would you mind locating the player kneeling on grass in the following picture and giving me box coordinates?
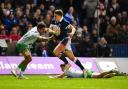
[49,64,115,78]
[11,22,56,79]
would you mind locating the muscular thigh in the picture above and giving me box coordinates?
[53,37,70,56]
[53,43,65,56]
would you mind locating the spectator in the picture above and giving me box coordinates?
[116,12,122,24]
[94,3,108,37]
[27,22,33,31]
[121,22,128,43]
[39,3,47,16]
[71,20,82,43]
[105,16,122,43]
[94,3,106,19]
[0,25,8,56]
[100,0,109,8]
[49,5,55,12]
[64,6,77,23]
[0,25,8,40]
[118,0,128,12]
[20,15,29,35]
[82,25,90,38]
[15,7,23,19]
[8,26,21,43]
[82,0,97,33]
[107,0,120,17]
[91,27,98,44]
[5,2,13,11]
[0,3,5,21]
[3,10,19,34]
[78,36,96,57]
[96,37,112,57]
[121,11,128,25]
[43,13,52,27]
[31,8,44,26]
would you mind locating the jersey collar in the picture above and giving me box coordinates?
[59,16,63,22]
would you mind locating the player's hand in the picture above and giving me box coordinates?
[48,75,58,78]
[48,76,55,78]
[43,28,48,33]
[68,33,74,38]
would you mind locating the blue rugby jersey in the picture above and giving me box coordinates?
[50,18,70,40]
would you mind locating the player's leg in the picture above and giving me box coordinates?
[91,72,101,78]
[103,73,114,78]
[64,46,85,71]
[53,43,71,72]
[53,43,65,57]
[92,72,111,78]
[53,38,69,65]
[64,39,87,77]
[11,43,31,79]
[18,49,32,79]
[11,49,31,79]
[53,38,71,72]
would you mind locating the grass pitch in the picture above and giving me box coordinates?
[0,75,128,89]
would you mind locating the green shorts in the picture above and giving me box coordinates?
[16,43,29,53]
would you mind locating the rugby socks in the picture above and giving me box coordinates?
[19,71,24,76]
[74,59,84,70]
[18,64,26,71]
[16,66,20,70]
[59,53,68,64]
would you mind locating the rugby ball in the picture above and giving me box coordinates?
[50,25,60,36]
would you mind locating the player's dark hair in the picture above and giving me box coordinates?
[54,9,63,16]
[37,22,46,29]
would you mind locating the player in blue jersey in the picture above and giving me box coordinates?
[49,9,87,76]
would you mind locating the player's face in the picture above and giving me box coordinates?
[54,14,60,21]
[38,27,46,35]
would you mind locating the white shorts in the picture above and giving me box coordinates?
[60,37,72,51]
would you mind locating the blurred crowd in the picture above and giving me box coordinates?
[0,0,128,57]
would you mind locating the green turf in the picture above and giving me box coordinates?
[0,75,128,89]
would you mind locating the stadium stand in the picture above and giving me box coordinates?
[0,0,127,57]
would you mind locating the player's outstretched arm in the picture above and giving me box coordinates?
[37,35,54,42]
[55,73,65,78]
[44,28,57,36]
[46,28,60,36]
[48,73,65,78]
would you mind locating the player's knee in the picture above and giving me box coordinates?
[25,55,32,63]
[67,55,76,61]
[72,58,77,62]
[28,58,32,62]
[53,50,59,57]
[69,57,75,61]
